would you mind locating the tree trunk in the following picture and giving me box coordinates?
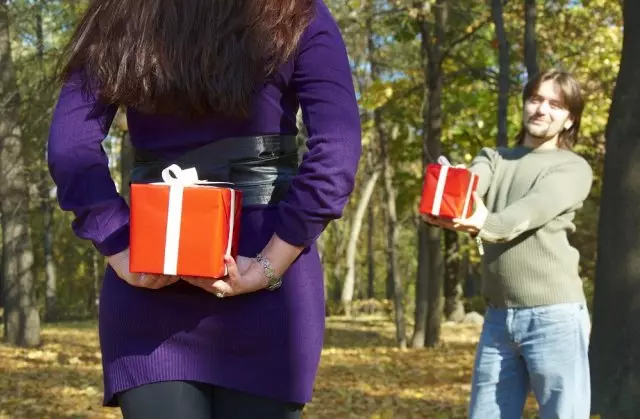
[380,126,406,348]
[0,210,3,309]
[524,0,539,78]
[424,225,444,347]
[385,261,394,299]
[330,220,348,304]
[590,1,640,416]
[412,223,429,347]
[316,232,330,316]
[366,142,376,300]
[412,2,447,348]
[424,0,447,348]
[491,0,509,147]
[366,204,375,299]
[87,250,96,315]
[443,230,465,322]
[43,187,56,322]
[366,2,405,346]
[120,132,133,203]
[36,0,58,323]
[0,0,40,346]
[459,243,472,298]
[341,171,380,316]
[89,250,102,315]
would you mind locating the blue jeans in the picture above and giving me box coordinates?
[468,302,591,419]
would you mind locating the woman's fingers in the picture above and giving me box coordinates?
[211,279,234,298]
[137,274,179,289]
[224,255,240,281]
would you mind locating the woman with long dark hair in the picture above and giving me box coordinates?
[47,0,361,417]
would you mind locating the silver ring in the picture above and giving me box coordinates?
[216,291,225,298]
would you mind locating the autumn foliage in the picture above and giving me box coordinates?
[0,315,540,419]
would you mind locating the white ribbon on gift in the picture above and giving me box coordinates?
[159,164,236,276]
[436,156,484,255]
[431,156,476,217]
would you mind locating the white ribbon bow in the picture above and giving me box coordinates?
[161,164,200,185]
[437,156,452,166]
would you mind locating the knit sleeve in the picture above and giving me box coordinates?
[274,0,362,247]
[47,72,129,256]
[468,147,497,199]
[479,158,593,243]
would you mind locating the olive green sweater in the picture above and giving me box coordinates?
[469,146,593,308]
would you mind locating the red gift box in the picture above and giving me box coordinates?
[129,164,242,279]
[419,163,478,219]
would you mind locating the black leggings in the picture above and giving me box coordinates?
[117,381,304,419]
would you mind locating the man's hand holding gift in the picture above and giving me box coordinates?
[452,192,488,235]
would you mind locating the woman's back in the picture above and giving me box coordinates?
[125,60,300,156]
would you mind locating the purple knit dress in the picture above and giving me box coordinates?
[47,0,361,406]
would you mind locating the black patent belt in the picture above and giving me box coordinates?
[130,135,299,206]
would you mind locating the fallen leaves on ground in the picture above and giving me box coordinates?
[0,315,540,418]
[0,321,118,419]
[304,317,538,419]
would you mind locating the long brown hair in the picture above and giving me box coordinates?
[59,0,315,117]
[516,69,585,149]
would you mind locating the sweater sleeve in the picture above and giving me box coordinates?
[47,72,130,256]
[274,0,362,247]
[468,147,497,199]
[479,158,593,243]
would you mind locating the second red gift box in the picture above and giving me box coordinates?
[419,161,478,220]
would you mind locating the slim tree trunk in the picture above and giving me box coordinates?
[385,262,394,299]
[524,0,539,77]
[1,212,6,310]
[425,225,444,347]
[35,0,58,323]
[379,124,405,347]
[1,0,40,346]
[412,222,429,347]
[590,1,640,416]
[423,0,447,348]
[330,220,349,304]
[90,250,102,315]
[491,0,509,147]
[366,137,376,300]
[341,171,380,316]
[120,132,133,203]
[412,11,430,350]
[316,232,330,316]
[87,248,96,314]
[366,1,405,346]
[0,210,3,309]
[443,229,465,322]
[366,204,375,299]
[43,186,56,322]
[459,243,471,298]
[412,2,447,348]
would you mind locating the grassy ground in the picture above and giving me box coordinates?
[0,315,540,418]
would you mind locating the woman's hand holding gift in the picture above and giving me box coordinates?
[108,248,180,289]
